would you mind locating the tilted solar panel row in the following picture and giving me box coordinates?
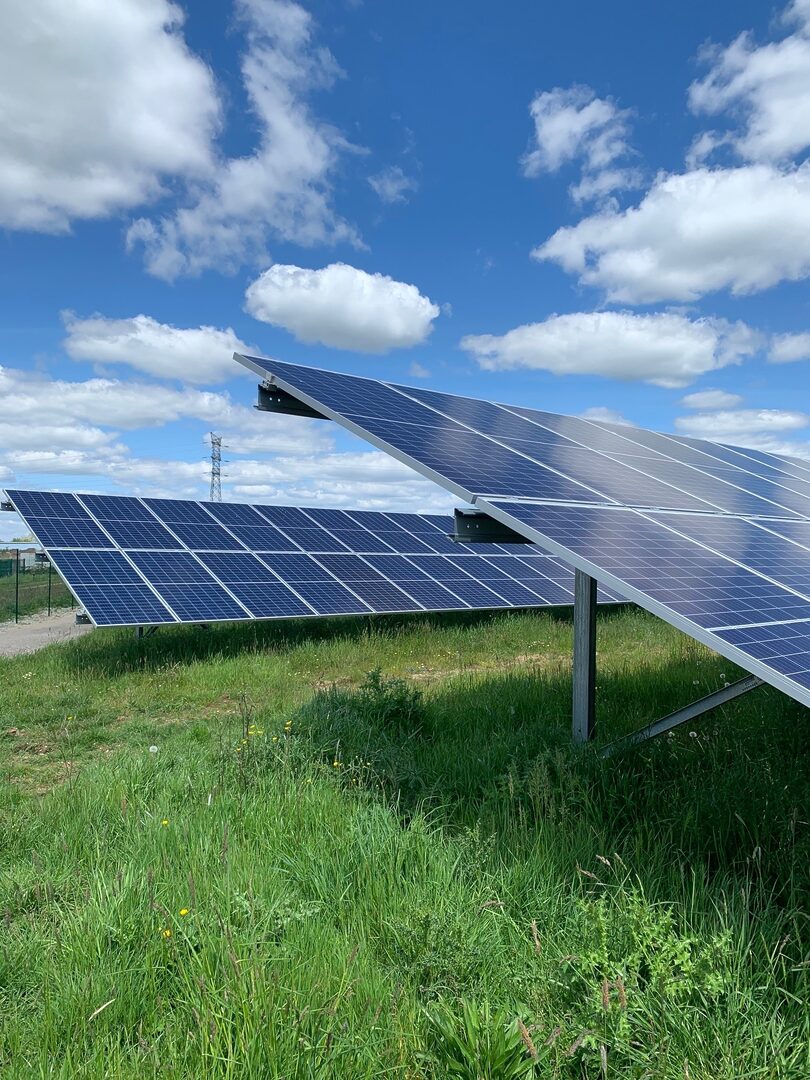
[236,355,810,520]
[234,354,810,708]
[6,490,621,627]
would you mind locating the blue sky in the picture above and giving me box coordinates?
[2,0,810,539]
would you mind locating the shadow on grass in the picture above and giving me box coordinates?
[292,651,810,904]
[59,605,585,676]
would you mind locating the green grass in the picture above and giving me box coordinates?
[1,607,808,1078]
[0,567,73,623]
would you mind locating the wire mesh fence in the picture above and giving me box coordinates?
[0,553,75,623]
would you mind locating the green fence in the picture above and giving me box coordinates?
[0,555,75,623]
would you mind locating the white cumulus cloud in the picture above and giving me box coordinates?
[128,0,357,280]
[245,262,440,352]
[679,388,744,409]
[522,86,631,175]
[675,409,810,439]
[534,164,810,303]
[688,1,810,164]
[769,331,810,364]
[62,313,252,384]
[0,0,219,232]
[522,85,639,203]
[460,311,760,388]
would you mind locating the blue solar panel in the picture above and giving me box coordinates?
[7,489,610,627]
[163,522,245,551]
[102,518,182,550]
[203,502,271,527]
[224,582,315,618]
[6,490,87,517]
[255,505,318,529]
[48,550,145,585]
[69,584,176,625]
[406,556,512,607]
[278,527,350,552]
[78,494,158,521]
[644,513,810,596]
[152,583,250,622]
[127,551,219,584]
[22,518,115,548]
[327,528,399,553]
[224,525,298,551]
[300,507,357,530]
[196,552,288,583]
[142,498,214,523]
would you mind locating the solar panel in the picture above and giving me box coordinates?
[5,490,618,627]
[237,355,810,520]
[233,354,810,709]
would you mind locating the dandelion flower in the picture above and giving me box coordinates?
[179,908,189,917]
[161,819,169,827]
[162,928,172,939]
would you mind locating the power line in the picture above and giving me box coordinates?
[209,432,223,502]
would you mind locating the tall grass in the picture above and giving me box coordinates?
[0,608,808,1077]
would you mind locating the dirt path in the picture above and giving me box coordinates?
[0,610,92,657]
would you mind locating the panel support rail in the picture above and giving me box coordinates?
[571,570,764,753]
[600,673,763,757]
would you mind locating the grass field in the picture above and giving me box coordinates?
[1,606,808,1078]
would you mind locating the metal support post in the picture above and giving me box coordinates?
[47,561,52,617]
[600,673,763,757]
[572,569,597,743]
[14,549,19,624]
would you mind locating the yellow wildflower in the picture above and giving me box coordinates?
[179,908,189,917]
[162,928,171,939]
[161,819,169,827]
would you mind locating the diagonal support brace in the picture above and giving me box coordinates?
[600,672,763,758]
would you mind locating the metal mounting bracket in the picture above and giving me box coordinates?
[453,508,532,545]
[255,382,329,420]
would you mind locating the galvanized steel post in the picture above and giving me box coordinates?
[572,569,597,743]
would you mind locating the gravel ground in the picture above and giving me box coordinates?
[0,610,92,657]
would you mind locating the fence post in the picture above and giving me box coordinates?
[15,549,19,624]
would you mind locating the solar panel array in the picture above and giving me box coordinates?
[6,490,621,627]
[235,354,810,708]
